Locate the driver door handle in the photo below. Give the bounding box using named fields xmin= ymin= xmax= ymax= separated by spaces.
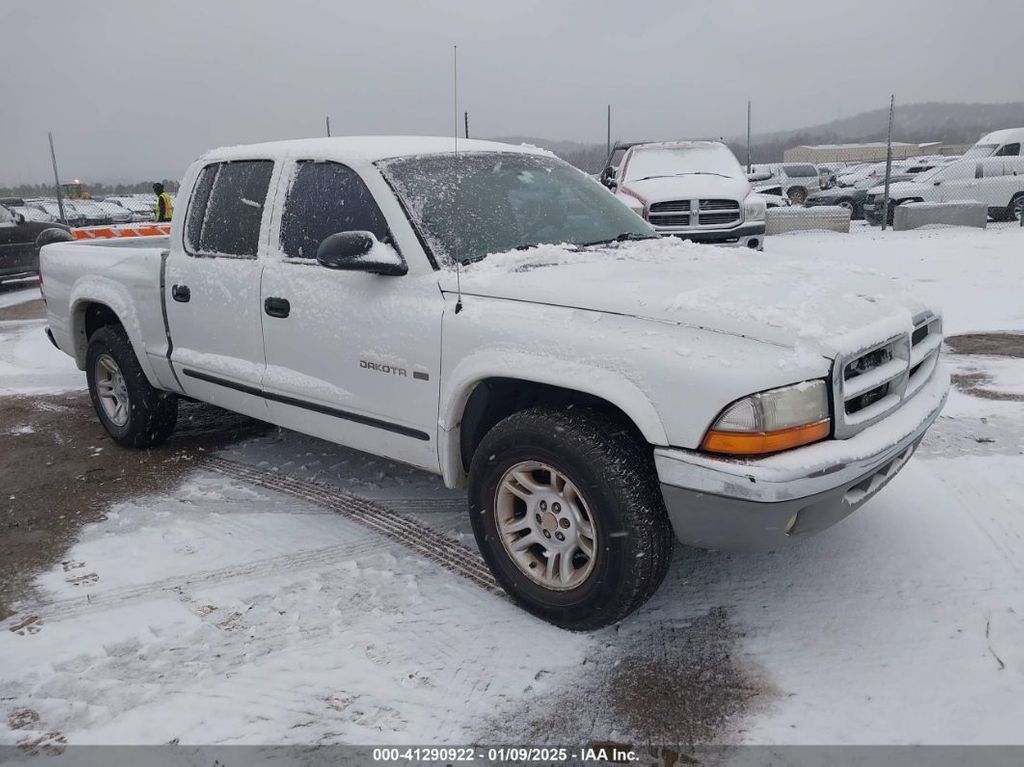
xmin=264 ymin=297 xmax=290 ymax=318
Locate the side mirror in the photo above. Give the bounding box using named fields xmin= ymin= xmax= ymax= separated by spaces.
xmin=316 ymin=231 xmax=407 ymax=276
xmin=14 ymin=212 xmax=25 ymax=224
xmin=600 ymin=166 xmax=617 ymax=189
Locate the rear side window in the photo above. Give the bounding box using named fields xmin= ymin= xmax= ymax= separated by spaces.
xmin=185 ymin=160 xmax=273 ymax=257
xmin=786 ymin=164 xmax=818 ymax=177
xmin=280 ymin=161 xmax=391 ymax=259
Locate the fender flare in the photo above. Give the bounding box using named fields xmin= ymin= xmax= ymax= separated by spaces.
xmin=69 ymin=277 xmax=160 ymax=387
xmin=437 ymin=349 xmax=669 ymax=487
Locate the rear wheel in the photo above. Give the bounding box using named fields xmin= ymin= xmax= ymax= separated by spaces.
xmin=787 ymin=186 xmax=808 ymax=205
xmin=86 ymin=325 xmax=178 ymax=448
xmin=1009 ymin=193 xmax=1024 ymax=222
xmin=468 ymin=407 xmax=673 ymax=630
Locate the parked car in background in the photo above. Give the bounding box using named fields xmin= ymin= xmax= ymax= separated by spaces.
xmin=12 ymin=205 xmax=59 ymax=224
xmin=91 ymin=200 xmax=135 ymax=224
xmin=104 ymin=196 xmax=155 ymax=222
xmin=960 ymin=128 xmax=1024 ymax=160
xmin=28 ymin=200 xmax=87 ymax=228
xmin=0 ymin=203 xmax=70 ymax=284
xmin=865 ymin=157 xmax=1024 ymax=224
xmin=65 ymin=199 xmax=114 ymax=226
xmin=805 ymin=171 xmax=918 ymax=220
xmin=745 ymin=163 xmax=821 ymax=204
xmin=602 ymin=140 xmax=766 ymax=249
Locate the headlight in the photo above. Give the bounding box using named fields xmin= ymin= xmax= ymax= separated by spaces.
xmin=743 ymin=195 xmax=767 ymax=221
xmin=701 ymin=380 xmax=831 ymax=455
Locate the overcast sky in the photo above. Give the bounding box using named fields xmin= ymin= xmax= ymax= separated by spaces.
xmin=2 ymin=0 xmax=1021 ymax=185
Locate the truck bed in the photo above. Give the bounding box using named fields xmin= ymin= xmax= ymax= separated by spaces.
xmin=40 ymin=236 xmax=176 ymax=389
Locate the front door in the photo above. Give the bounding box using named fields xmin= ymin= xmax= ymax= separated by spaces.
xmin=259 ymin=160 xmax=443 ymax=471
xmin=0 ymin=207 xmax=33 ymax=276
xmin=164 ymin=159 xmax=276 ymax=419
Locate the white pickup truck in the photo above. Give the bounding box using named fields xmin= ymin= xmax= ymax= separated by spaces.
xmin=40 ymin=137 xmax=949 ymax=630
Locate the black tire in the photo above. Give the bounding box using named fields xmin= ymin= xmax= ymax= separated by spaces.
xmin=85 ymin=325 xmax=178 ymax=448
xmin=1008 ymin=193 xmax=1024 ymax=223
xmin=468 ymin=407 xmax=673 ymax=631
xmin=787 ymin=186 xmax=808 ymax=205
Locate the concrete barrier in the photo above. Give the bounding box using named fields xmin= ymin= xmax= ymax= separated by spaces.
xmin=765 ymin=206 xmax=851 ymax=235
xmin=894 ymin=201 xmax=988 ymax=231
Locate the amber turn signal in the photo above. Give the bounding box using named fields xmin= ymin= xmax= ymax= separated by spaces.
xmin=701 ymin=419 xmax=831 ymax=456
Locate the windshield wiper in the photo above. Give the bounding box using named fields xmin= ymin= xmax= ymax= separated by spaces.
xmin=633 ymin=171 xmax=732 ymax=181
xmin=578 ymin=232 xmax=659 ymax=248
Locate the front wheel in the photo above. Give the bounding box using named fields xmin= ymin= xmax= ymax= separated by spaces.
xmin=468 ymin=407 xmax=673 ymax=630
xmin=86 ymin=325 xmax=178 ymax=448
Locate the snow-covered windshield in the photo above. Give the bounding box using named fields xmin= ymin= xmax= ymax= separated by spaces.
xmin=379 ymin=152 xmax=655 ymax=265
xmin=961 ymin=143 xmax=998 ymax=160
xmin=623 ymin=143 xmax=744 ymax=183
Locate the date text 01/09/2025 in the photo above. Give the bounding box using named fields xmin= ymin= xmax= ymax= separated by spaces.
xmin=371 ymin=746 xmax=638 ymax=762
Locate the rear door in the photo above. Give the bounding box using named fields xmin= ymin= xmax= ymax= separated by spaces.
xmin=164 ymin=159 xmax=276 ymax=418
xmin=259 ymin=159 xmax=443 ymax=471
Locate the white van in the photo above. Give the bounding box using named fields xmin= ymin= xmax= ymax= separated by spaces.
xmin=865 ymin=156 xmax=1024 ymax=224
xmin=961 ymin=128 xmax=1024 ymax=160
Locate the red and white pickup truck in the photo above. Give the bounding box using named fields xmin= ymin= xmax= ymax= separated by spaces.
xmin=40 ymin=136 xmax=949 ymax=629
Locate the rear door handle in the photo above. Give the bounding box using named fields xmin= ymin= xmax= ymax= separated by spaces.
xmin=171 ymin=284 xmax=190 ymax=303
xmin=264 ymin=297 xmax=290 ymax=318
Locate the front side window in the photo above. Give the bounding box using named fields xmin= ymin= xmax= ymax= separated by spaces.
xmin=280 ymin=161 xmax=391 ymax=259
xmin=786 ymin=164 xmax=819 ymax=178
xmin=995 ymin=143 xmax=1020 ymax=157
xmin=185 ymin=160 xmax=273 ymax=257
xmin=379 ymin=152 xmax=655 ymax=266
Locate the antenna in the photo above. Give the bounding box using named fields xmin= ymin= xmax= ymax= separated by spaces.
xmin=453 ymin=44 xmax=463 ymax=314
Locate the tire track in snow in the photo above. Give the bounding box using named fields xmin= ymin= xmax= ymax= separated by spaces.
xmin=205 ymin=457 xmax=501 ymax=595
xmin=3 ymin=537 xmax=387 ymax=626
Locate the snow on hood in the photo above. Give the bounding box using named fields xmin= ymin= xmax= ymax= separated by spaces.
xmin=442 ymin=238 xmax=932 ymax=359
xmin=620 ymin=174 xmax=752 ymax=204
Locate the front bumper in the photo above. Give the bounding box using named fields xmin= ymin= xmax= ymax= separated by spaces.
xmin=655 ymin=366 xmax=949 ymax=552
xmin=657 ymin=221 xmax=766 ymax=248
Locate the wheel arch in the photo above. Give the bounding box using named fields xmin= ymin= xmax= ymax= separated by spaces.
xmin=69 ymin=280 xmax=160 ymax=387
xmin=438 ymin=356 xmax=668 ymax=488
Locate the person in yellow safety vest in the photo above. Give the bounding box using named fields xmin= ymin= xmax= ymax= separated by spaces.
xmin=153 ymin=182 xmax=174 ymax=222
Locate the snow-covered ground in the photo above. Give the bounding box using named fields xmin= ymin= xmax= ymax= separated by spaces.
xmin=1 ymin=223 xmax=1023 ymax=748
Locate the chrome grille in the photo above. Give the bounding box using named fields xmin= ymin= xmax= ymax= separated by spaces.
xmin=699 ymin=211 xmax=740 ymax=225
xmin=648 ymin=200 xmax=691 ymax=228
xmin=646 ymin=198 xmax=740 ymax=230
xmin=832 ymin=313 xmax=942 ymax=438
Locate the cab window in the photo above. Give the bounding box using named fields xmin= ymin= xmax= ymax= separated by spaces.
xmin=185 ymin=160 xmax=274 ymax=258
xmin=279 ymin=161 xmax=392 ymax=259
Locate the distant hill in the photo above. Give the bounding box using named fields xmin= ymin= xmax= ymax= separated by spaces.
xmin=490 ymin=102 xmax=1024 ymax=171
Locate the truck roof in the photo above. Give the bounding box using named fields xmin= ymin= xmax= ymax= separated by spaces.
xmin=977 ymin=127 xmax=1024 ymax=145
xmin=202 ymin=136 xmax=553 ymax=164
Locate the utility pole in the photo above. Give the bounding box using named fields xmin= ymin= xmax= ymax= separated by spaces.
xmin=881 ymin=94 xmax=895 ymax=232
xmin=746 ymin=100 xmax=752 ymax=173
xmin=325 ymin=116 xmax=331 ymax=137
xmin=464 ymin=111 xmax=469 ymax=140
xmin=48 ymin=131 xmax=67 ymax=225
xmin=606 ymin=104 xmax=611 ymax=157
